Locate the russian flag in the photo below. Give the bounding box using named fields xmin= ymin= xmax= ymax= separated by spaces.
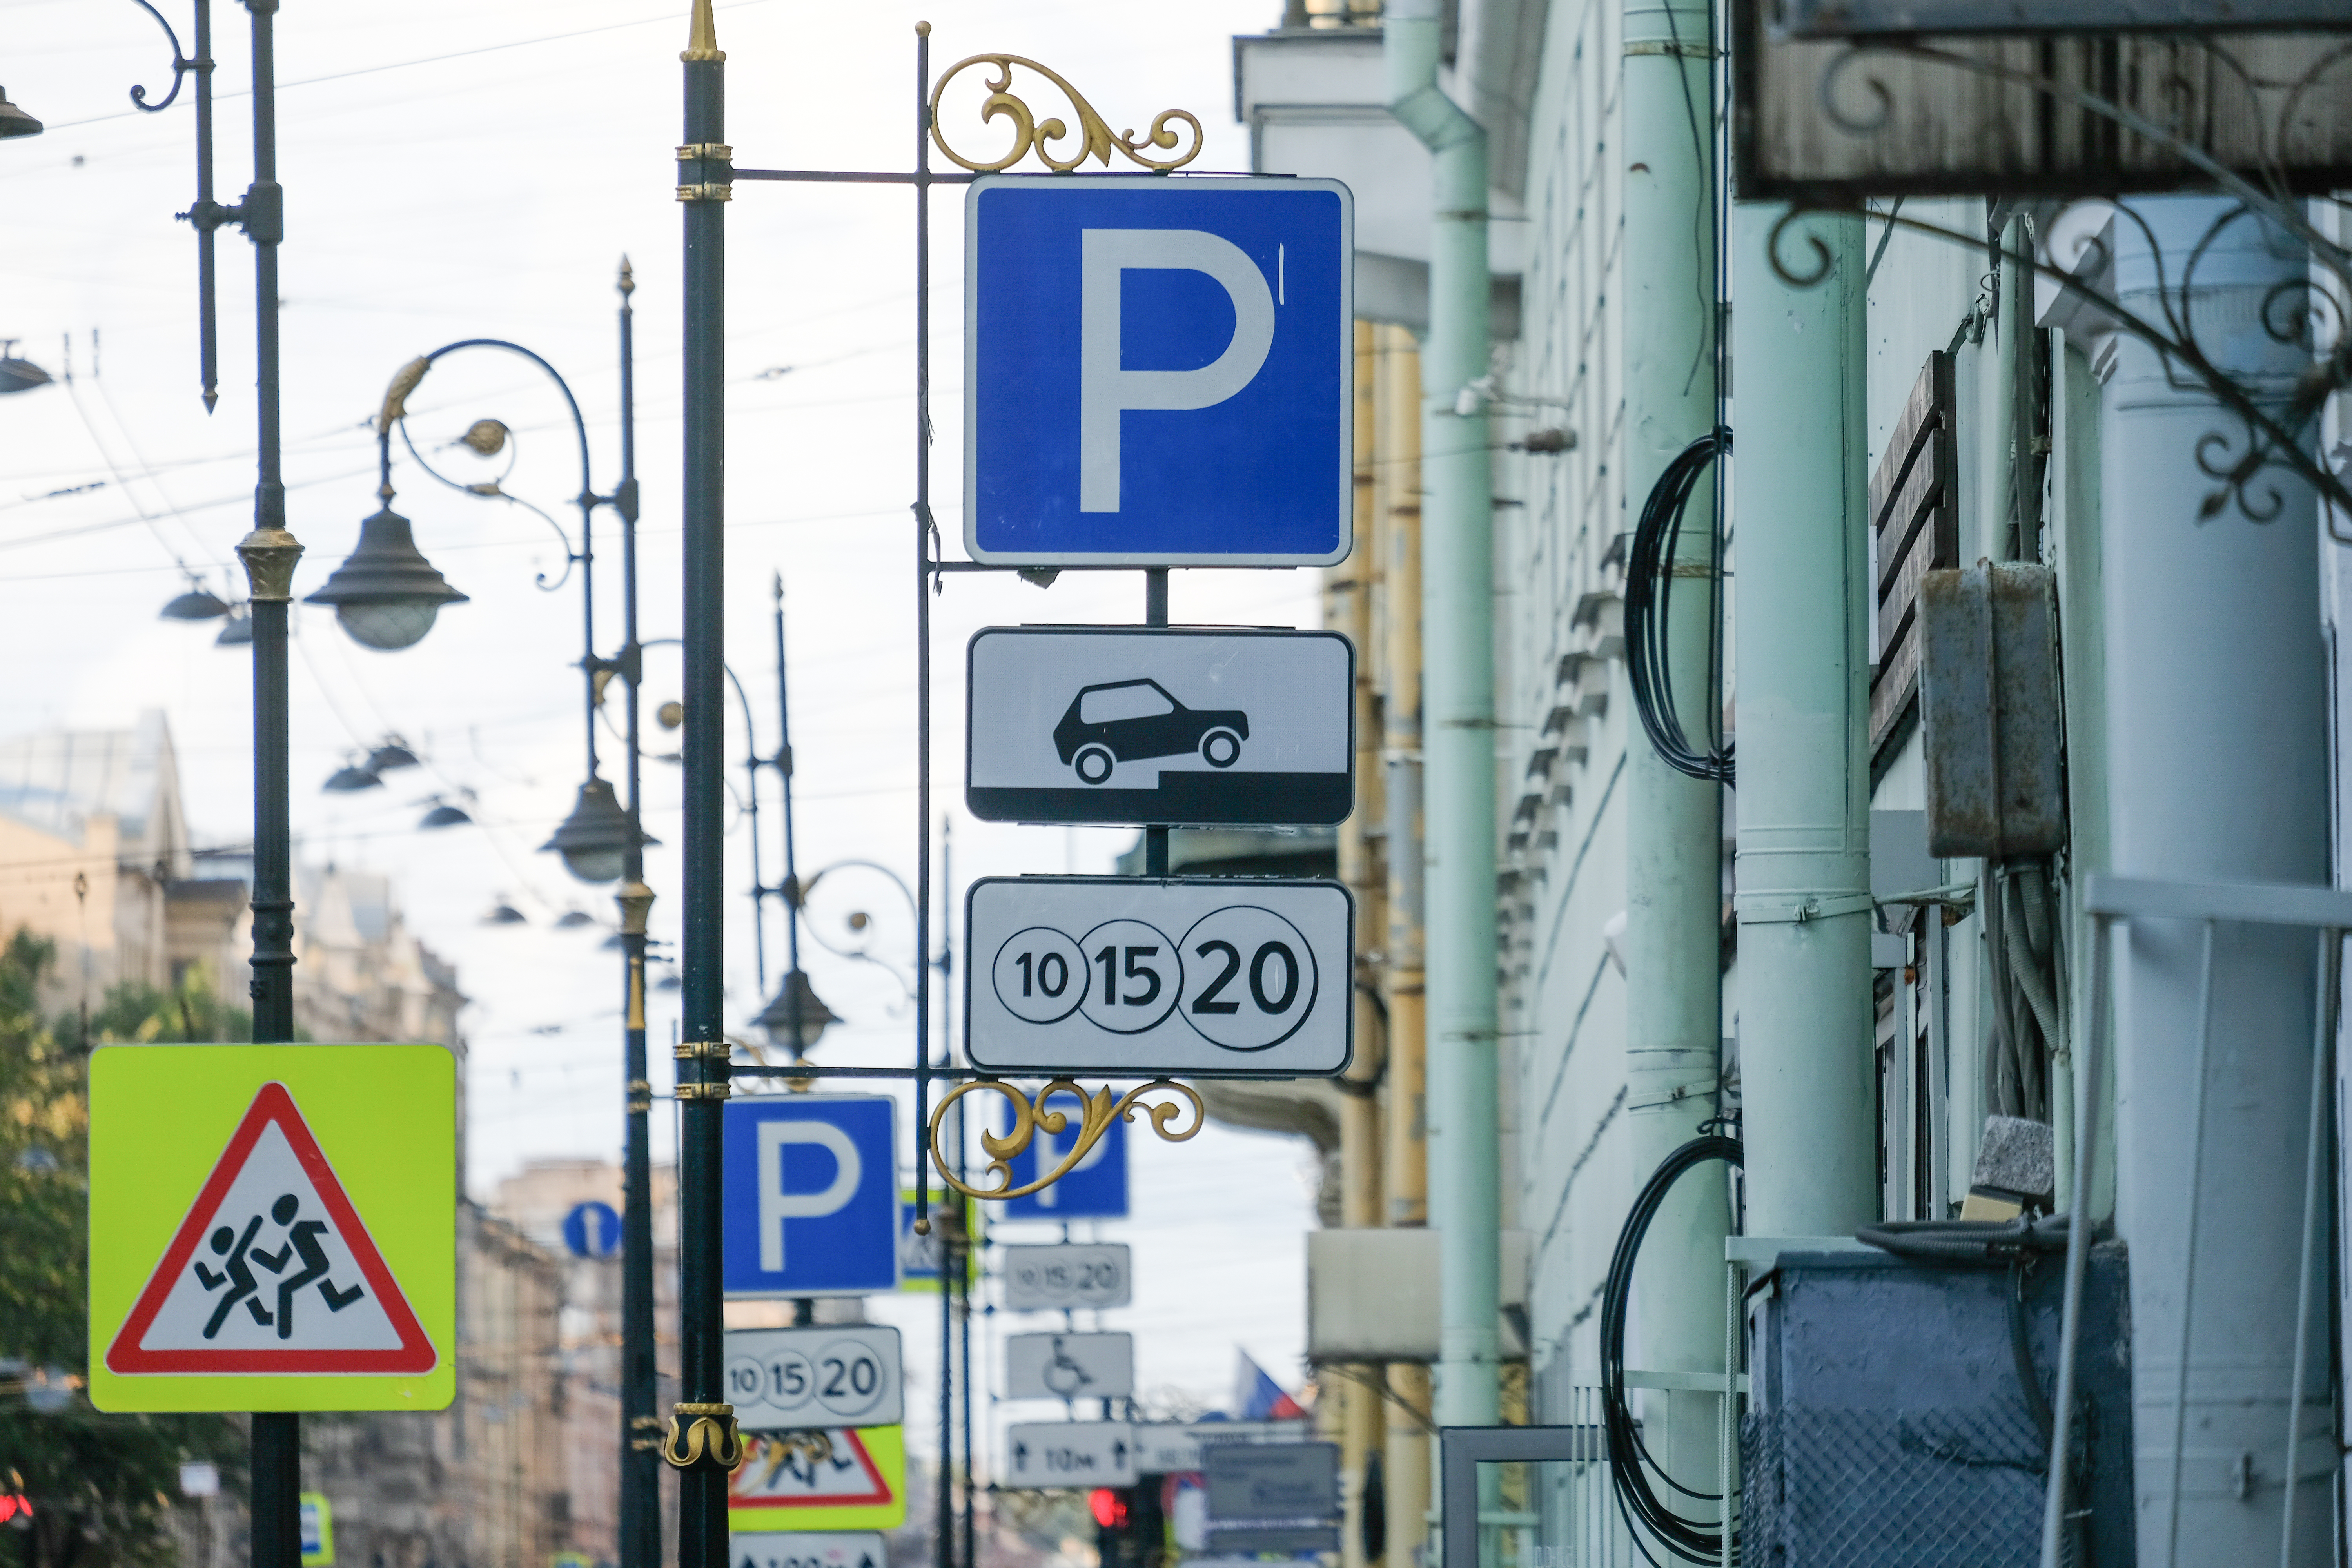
xmin=1232 ymin=1349 xmax=1308 ymax=1421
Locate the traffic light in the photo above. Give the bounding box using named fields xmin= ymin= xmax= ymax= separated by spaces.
xmin=1090 ymin=1482 xmax=1165 ymax=1568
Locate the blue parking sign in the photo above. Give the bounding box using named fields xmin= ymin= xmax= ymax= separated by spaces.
xmin=723 ymin=1095 xmax=898 ymax=1297
xmin=965 ymin=175 xmax=1354 ymax=566
xmin=1000 ymin=1098 xmax=1129 ymax=1220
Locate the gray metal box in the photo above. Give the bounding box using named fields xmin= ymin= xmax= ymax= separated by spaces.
xmin=1919 ymin=563 xmax=2065 ymax=860
xmin=1744 ymin=1245 xmax=2134 ymax=1567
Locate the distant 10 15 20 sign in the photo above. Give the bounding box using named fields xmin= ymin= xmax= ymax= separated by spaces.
xmin=965 ymin=876 xmax=1352 ymax=1078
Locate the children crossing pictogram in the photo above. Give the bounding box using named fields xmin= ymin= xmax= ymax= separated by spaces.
xmin=106 ymin=1081 xmax=436 ymax=1376
xmin=730 ymin=1429 xmax=897 ymax=1510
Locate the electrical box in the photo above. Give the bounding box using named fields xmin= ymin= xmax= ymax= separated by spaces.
xmin=1744 ymin=1245 xmax=2134 ymax=1568
xmin=1918 ymin=562 xmax=2066 ymax=859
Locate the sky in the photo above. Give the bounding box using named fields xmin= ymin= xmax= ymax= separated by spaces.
xmin=0 ymin=0 xmax=1324 ymax=1454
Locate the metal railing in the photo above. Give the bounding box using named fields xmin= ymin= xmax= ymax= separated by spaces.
xmin=1444 ymin=1368 xmax=1746 ymax=1567
xmin=2041 ymin=873 xmax=2348 ymax=1568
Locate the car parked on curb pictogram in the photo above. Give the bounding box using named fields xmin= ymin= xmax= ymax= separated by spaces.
xmin=1052 ymin=679 xmax=1249 ymax=785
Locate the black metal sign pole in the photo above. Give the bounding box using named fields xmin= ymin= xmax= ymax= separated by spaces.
xmin=229 ymin=0 xmax=303 ymax=1562
xmin=671 ymin=0 xmax=739 ymax=1561
xmin=913 ymin=21 xmax=936 ymax=1243
xmin=613 ymin=256 xmax=663 ymax=1568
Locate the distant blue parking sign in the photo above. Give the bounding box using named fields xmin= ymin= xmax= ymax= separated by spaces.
xmin=965 ymin=175 xmax=1354 ymax=566
xmin=723 ymin=1095 xmax=898 ymax=1298
xmin=1001 ymin=1096 xmax=1129 ymax=1220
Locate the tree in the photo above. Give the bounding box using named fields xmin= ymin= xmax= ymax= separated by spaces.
xmin=0 ymin=931 xmax=242 ymax=1568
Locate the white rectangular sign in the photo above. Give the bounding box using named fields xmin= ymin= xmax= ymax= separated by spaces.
xmin=1004 ymin=1421 xmax=1138 ymax=1487
xmin=966 ymin=628 xmax=1354 ymax=828
xmin=1001 ymin=1243 xmax=1133 ymax=1311
xmin=1006 ymin=1331 xmax=1136 ymax=1401
xmin=722 ymin=1325 xmax=903 ymax=1430
xmin=966 ymin=876 xmax=1353 ymax=1076
xmin=729 ymin=1535 xmax=886 ymax=1568
xmin=1131 ymin=1421 xmax=1314 ymax=1475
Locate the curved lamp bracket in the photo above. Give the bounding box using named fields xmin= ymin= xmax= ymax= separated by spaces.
xmin=125 ymin=0 xmax=200 ymax=113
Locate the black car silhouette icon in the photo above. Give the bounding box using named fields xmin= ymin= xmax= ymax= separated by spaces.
xmin=1053 ymin=679 xmax=1249 ymax=785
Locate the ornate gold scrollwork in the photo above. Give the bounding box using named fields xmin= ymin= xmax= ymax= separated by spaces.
xmin=927 ymin=1078 xmax=1203 ymax=1200
xmin=660 ymin=1402 xmax=746 ymax=1471
xmin=929 ymin=54 xmax=1202 ymax=174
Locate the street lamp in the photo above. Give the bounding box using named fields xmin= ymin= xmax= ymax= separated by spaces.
xmin=160 ymin=575 xmax=230 ymax=621
xmin=544 ymin=777 xmax=635 ymax=884
xmin=348 ymin=276 xmax=662 ymax=1568
xmin=0 ymin=87 xmax=40 ymax=140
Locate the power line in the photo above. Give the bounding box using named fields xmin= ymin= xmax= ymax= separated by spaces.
xmin=33 ymin=0 xmax=788 ymax=134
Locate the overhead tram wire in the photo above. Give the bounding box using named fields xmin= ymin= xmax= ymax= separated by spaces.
xmin=25 ymin=0 xmax=793 ymax=135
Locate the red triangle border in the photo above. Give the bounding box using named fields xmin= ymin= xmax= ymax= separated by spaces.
xmin=730 ymin=1430 xmax=895 ymax=1509
xmin=105 ymin=1081 xmax=438 ymax=1376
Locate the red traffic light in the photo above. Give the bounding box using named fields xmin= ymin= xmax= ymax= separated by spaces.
xmin=1088 ymin=1488 xmax=1129 ymax=1530
xmin=0 ymin=1496 xmax=32 ymax=1524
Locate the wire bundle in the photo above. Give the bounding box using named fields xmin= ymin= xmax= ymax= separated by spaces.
xmin=1600 ymin=1133 xmax=1744 ymax=1564
xmin=1625 ymin=427 xmax=1734 ymax=785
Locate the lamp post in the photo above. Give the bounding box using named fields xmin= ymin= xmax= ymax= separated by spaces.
xmin=329 ymin=271 xmax=661 ymax=1568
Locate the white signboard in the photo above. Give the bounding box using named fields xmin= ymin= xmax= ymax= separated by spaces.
xmin=965 ymin=876 xmax=1353 ymax=1076
xmin=1004 ymin=1421 xmax=1138 ymax=1487
xmin=723 ymin=1325 xmax=903 ymax=1430
xmin=1006 ymin=1331 xmax=1136 ymax=1401
xmin=1131 ymin=1421 xmax=1314 ymax=1475
xmin=1001 ymin=1243 xmax=1133 ymax=1311
xmin=730 ymin=1535 xmax=886 ymax=1568
xmin=966 ymin=628 xmax=1354 ymax=828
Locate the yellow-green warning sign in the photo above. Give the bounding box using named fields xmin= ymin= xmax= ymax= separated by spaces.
xmin=729 ymin=1425 xmax=909 ymax=1532
xmin=88 ymin=1044 xmax=456 ymax=1413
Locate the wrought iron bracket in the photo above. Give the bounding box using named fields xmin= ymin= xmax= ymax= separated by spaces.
xmin=125 ymin=0 xmax=203 ymax=113
xmin=929 ymin=53 xmax=1202 ymax=172
xmin=926 ymin=1077 xmax=1203 ymax=1200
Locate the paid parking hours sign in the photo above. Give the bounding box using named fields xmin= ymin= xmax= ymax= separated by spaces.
xmin=89 ymin=1044 xmax=455 ymax=1411
xmin=966 ymin=175 xmax=1353 ymax=565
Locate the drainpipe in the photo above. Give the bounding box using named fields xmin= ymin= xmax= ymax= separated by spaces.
xmin=1378 ymin=325 xmax=1433 ymax=1568
xmin=1386 ymin=0 xmax=1499 ymax=1437
xmin=2102 ymin=196 xmax=2330 ymax=1566
xmin=1621 ymin=0 xmax=1733 ymax=1492
xmin=1335 ymin=319 xmax=1387 ymax=1568
xmin=1730 ymin=204 xmax=1875 ymax=1238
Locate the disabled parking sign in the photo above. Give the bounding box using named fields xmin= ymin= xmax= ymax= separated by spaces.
xmin=964 ymin=175 xmax=1354 ymax=566
xmin=88 ymin=1044 xmax=456 ymax=1412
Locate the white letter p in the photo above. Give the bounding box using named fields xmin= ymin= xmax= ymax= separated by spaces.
xmin=1080 ymin=229 xmax=1276 ymax=513
xmin=758 ymin=1120 xmax=863 ymax=1273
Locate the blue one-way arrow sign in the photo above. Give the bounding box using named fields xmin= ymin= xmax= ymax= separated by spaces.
xmin=964 ymin=175 xmax=1354 ymax=566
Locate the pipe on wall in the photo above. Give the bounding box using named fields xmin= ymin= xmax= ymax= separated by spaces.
xmin=1620 ymin=0 xmax=1733 ymax=1497
xmin=2101 ymin=196 xmax=2331 ymax=1566
xmin=1730 ymin=204 xmax=1876 ymax=1240
xmin=1385 ymin=0 xmax=1501 ymax=1443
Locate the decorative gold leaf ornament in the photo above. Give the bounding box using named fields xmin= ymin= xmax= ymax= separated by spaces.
xmin=929 ymin=54 xmax=1202 ymax=173
xmin=927 ymin=1077 xmax=1204 ymax=1199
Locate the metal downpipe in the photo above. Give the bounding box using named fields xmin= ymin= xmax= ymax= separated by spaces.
xmin=1385 ymin=0 xmax=1499 ymax=1438
xmin=1730 ymin=204 xmax=1875 ymax=1239
xmin=1622 ymin=0 xmax=1732 ymax=1504
xmin=2101 ymin=196 xmax=2330 ymax=1567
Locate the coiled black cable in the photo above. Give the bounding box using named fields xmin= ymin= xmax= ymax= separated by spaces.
xmin=1601 ymin=1133 xmax=1744 ymax=1564
xmin=1626 ymin=428 xmax=1734 ymax=785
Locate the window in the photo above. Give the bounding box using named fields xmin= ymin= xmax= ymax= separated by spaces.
xmin=1079 ymin=683 xmax=1175 ymax=725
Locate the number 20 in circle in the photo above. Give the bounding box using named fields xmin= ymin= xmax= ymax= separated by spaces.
xmin=1178 ymin=904 xmax=1318 ymax=1051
